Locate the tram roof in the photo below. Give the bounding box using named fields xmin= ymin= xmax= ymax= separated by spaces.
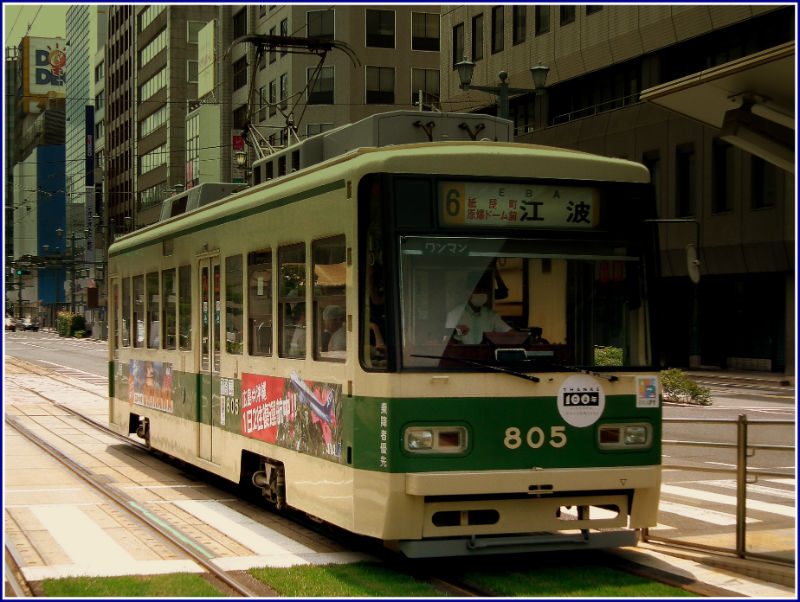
xmin=109 ymin=141 xmax=649 ymax=258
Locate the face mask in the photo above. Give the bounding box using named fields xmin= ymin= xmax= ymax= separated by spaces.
xmin=470 ymin=293 xmax=488 ymax=307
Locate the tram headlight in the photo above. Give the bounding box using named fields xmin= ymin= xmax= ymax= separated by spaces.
xmin=598 ymin=423 xmax=652 ymax=449
xmin=404 ymin=426 xmax=468 ymax=453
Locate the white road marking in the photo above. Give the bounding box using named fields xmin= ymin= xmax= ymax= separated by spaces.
xmin=662 ymin=484 xmax=795 ymax=517
xmin=173 ymin=499 xmax=373 ymax=568
xmin=657 ymin=500 xmax=760 ymax=526
xmin=697 ymin=479 xmax=796 ymax=500
xmin=24 ymin=505 xmax=201 ymax=580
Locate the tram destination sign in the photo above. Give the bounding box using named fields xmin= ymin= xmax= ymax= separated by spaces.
xmin=439 ymin=181 xmax=598 ymax=229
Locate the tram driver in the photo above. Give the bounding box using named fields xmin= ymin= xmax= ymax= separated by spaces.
xmin=445 ymin=272 xmax=512 ymax=345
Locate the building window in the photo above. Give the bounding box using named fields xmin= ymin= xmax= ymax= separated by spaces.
xmin=452 ymin=23 xmax=464 ymax=68
xmin=139 ymin=67 xmax=167 ymax=102
xmin=586 ymin=5 xmax=603 ymax=16
xmin=140 ymin=105 xmax=167 ymax=138
xmin=139 ymin=29 xmax=167 ymax=69
xmin=560 ymin=6 xmax=576 ymax=26
xmin=233 ymin=9 xmax=248 ymax=39
xmin=269 ymin=80 xmax=277 ymax=116
xmin=411 ymin=68 xmax=439 ymax=106
xmin=535 ymin=6 xmax=550 ymax=35
xmin=471 ymin=14 xmax=484 ymax=61
xmin=269 ymin=26 xmax=277 ymax=63
xmin=675 ymin=143 xmax=695 ymax=217
xmin=233 ymin=105 xmax=248 ymax=130
xmin=258 ymin=85 xmax=266 ymax=121
xmin=139 ymin=184 xmax=164 ymax=209
xmin=750 ymin=156 xmax=778 ymax=209
xmin=366 ymin=9 xmax=395 ymax=48
xmin=187 ymin=60 xmax=198 ymax=83
xmin=280 ymin=19 xmax=288 ymax=55
xmin=411 ymin=12 xmax=439 ymax=51
xmin=279 ymin=73 xmax=288 ymax=109
xmin=366 ymin=66 xmax=394 ymax=104
xmin=186 ymin=112 xmax=199 ymax=187
xmin=95 ymin=61 xmax=104 ymax=83
xmin=139 ymin=144 xmax=167 ymax=175
xmin=187 ymin=20 xmax=207 ymax=44
xmin=307 ymin=66 xmax=334 ymax=104
xmin=233 ymin=57 xmax=247 ymax=90
xmin=307 ymin=9 xmax=334 ymax=39
xmin=491 ymin=6 xmax=504 ymax=54
xmin=712 ymin=139 xmax=734 ymax=214
xmin=95 ymin=90 xmax=104 ymax=111
xmin=307 ymin=123 xmax=333 ymax=137
xmin=138 ymin=5 xmax=164 ymax=32
xmin=512 ymin=6 xmax=526 ymax=45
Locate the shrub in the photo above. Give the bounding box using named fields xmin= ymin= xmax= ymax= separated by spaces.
xmin=595 ymin=346 xmax=623 ymax=366
xmin=57 ymin=312 xmax=86 ymax=338
xmin=661 ymin=368 xmax=712 ymax=405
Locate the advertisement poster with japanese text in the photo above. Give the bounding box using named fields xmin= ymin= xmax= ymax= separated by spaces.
xmin=129 ymin=359 xmax=173 ymax=413
xmin=241 ymin=370 xmax=342 ymax=461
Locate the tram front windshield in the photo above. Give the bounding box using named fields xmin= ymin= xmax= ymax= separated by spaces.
xmin=399 ymin=236 xmax=651 ymax=371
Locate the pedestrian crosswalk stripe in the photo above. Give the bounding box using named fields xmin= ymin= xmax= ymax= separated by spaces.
xmin=662 ymin=484 xmax=794 ymax=517
xmin=765 ymin=477 xmax=796 ymax=485
xmin=697 ymin=479 xmax=796 ymax=500
xmin=657 ymin=500 xmax=760 ymax=526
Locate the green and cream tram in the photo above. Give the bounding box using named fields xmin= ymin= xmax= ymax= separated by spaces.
xmin=108 ymin=111 xmax=662 ymax=557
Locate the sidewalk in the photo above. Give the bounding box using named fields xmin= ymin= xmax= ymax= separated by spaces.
xmin=610 ymin=543 xmax=796 ymax=597
xmin=685 ymin=369 xmax=796 ymax=394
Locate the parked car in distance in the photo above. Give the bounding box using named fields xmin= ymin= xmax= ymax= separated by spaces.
xmin=22 ymin=317 xmax=39 ymax=331
xmin=5 ymin=316 xmax=18 ymax=331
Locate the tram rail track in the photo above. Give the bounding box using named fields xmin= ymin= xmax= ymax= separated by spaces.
xmin=4 ymin=356 xmax=789 ymax=597
xmin=4 ymin=413 xmax=261 ymax=597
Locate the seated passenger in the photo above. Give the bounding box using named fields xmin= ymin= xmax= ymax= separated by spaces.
xmin=322 ymin=304 xmax=346 ymax=351
xmin=445 ymin=274 xmax=512 ymax=344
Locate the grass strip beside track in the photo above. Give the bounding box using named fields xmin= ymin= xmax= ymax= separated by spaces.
xmin=35 ymin=558 xmax=700 ymax=597
xmin=461 ymin=564 xmax=698 ymax=597
xmin=249 ymin=563 xmax=447 ymax=597
xmin=39 ymin=574 xmax=225 ymax=597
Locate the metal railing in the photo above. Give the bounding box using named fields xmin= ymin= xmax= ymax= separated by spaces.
xmin=643 ymin=414 xmax=795 ymax=565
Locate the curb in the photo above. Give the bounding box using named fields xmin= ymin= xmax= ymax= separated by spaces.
xmin=635 ymin=542 xmax=796 ymax=588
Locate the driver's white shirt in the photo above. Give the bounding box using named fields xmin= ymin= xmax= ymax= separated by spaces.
xmin=445 ymin=304 xmax=511 ymax=344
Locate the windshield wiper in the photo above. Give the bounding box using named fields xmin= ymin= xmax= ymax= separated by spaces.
xmin=411 ymin=354 xmax=540 ymax=383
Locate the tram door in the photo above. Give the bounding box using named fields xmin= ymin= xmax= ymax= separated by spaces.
xmin=198 ymin=256 xmax=220 ymax=461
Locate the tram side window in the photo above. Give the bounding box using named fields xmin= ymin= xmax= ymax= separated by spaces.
xmin=112 ymin=280 xmax=120 ymax=355
xmin=225 ymin=254 xmax=243 ymax=355
xmin=312 ymin=235 xmax=347 ymax=361
xmin=133 ymin=275 xmax=145 ymax=348
xmin=248 ymin=249 xmax=272 ymax=356
xmin=162 ymin=268 xmax=177 ymax=350
xmin=278 ymin=244 xmax=306 ymax=358
xmin=146 ymin=272 xmax=160 ymax=348
xmin=178 ymin=265 xmax=192 ymax=350
xmin=121 ymin=277 xmax=130 ymax=347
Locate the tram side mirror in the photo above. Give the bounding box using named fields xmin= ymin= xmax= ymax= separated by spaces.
xmin=686 ymin=244 xmax=701 ymax=284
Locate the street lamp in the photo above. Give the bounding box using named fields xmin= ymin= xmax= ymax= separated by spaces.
xmin=455 ymin=56 xmax=550 ymax=121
